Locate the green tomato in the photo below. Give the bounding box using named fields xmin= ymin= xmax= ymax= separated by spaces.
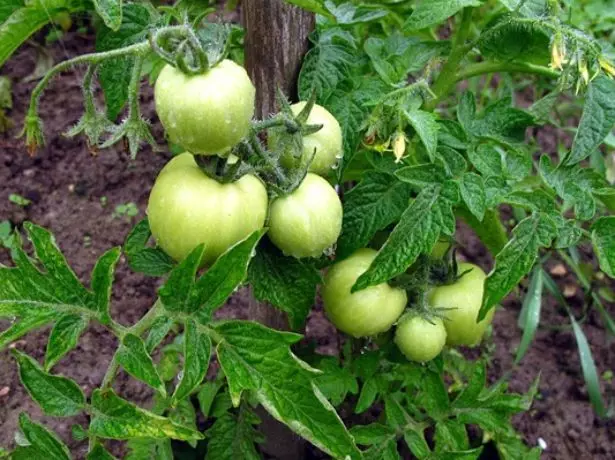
xmin=428 ymin=263 xmax=494 ymax=347
xmin=155 ymin=60 xmax=255 ymax=155
xmin=431 ymin=239 xmax=451 ymax=259
xmin=268 ymin=173 xmax=342 ymax=258
xmin=147 ymin=153 xmax=268 ymax=265
xmin=394 ymin=316 xmax=447 ymax=362
xmin=271 ymin=102 xmax=342 ymax=176
xmin=323 ymin=248 xmax=408 ymax=338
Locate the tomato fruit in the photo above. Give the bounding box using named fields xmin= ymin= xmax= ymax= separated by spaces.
xmin=428 ymin=263 xmax=494 ymax=347
xmin=322 ymin=248 xmax=407 ymax=338
xmin=155 ymin=60 xmax=255 ymax=155
xmin=147 ymin=153 xmax=268 ymax=265
xmin=271 ymin=102 xmax=342 ymax=176
xmin=394 ymin=316 xmax=447 ymax=362
xmin=268 ymin=173 xmax=342 ymax=258
xmin=431 ymin=239 xmax=451 ymax=259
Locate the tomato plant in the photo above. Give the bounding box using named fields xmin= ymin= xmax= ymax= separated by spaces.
xmin=322 ymin=248 xmax=407 ymax=337
xmin=2 ymin=0 xmax=615 ymax=459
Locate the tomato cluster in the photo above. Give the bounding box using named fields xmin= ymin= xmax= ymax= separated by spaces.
xmin=149 ymin=60 xmax=344 ymax=265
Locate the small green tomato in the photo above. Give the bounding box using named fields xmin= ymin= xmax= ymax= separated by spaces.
xmin=322 ymin=248 xmax=408 ymax=338
xmin=394 ymin=316 xmax=447 ymax=362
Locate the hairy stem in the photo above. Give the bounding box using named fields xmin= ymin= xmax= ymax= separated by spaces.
xmin=456 ymin=61 xmax=559 ymax=81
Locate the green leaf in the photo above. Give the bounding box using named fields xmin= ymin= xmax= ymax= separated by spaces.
xmin=90 ymin=389 xmax=203 ymax=441
xmin=404 ymin=109 xmax=439 ymax=161
xmin=479 ymin=213 xmax=556 ymax=320
xmin=284 ymin=0 xmax=330 ymax=17
xmin=353 ymin=183 xmax=459 ymax=291
xmin=404 ymin=0 xmax=482 ymax=30
xmin=248 ymin=240 xmax=321 ymax=329
xmin=172 ymin=319 xmax=211 ymax=404
xmin=117 ymin=333 xmax=166 ymax=396
xmin=45 ymin=314 xmax=88 ymax=370
xmin=435 ymin=419 xmax=469 ymax=451
xmin=205 ymin=407 xmax=262 ymax=460
xmin=0 ymin=224 xmax=118 ymax=350
xmin=12 ymin=349 xmax=85 ymax=417
xmin=198 ymin=381 xmax=223 ymax=417
xmin=591 ymin=217 xmax=615 ymax=278
xmin=324 ymin=1 xmax=388 ymax=24
xmin=87 ymin=443 xmax=117 ymax=460
xmin=351 ymin=423 xmax=396 ymax=445
xmin=436 ymin=146 xmax=468 ymax=177
xmin=566 ymin=76 xmax=615 ymax=166
xmin=466 ymin=98 xmax=536 ymax=146
xmin=467 ymin=144 xmax=503 ymax=178
xmin=498 ymin=0 xmax=548 ymax=17
xmin=144 ymin=315 xmax=174 ymax=353
xmin=11 ymin=413 xmax=70 ymax=460
xmin=96 ymin=4 xmax=154 ymax=120
xmin=338 ymin=171 xmax=413 ymax=258
xmin=0 ymin=0 xmax=87 ymax=68
xmin=459 ymin=172 xmax=486 ymax=221
xmin=126 ymin=438 xmax=172 ymax=460
xmin=94 ymin=0 xmax=122 ymax=30
xmin=314 ymin=356 xmax=358 ymax=406
xmin=159 ymin=231 xmax=263 ymax=321
xmin=515 ymin=267 xmax=542 ymax=364
xmin=355 ymin=376 xmax=379 ymax=414
xmin=570 ymin=316 xmax=608 ymax=418
xmin=396 ymin=163 xmax=448 ymax=188
xmin=214 ymin=320 xmax=361 ymax=459
xmin=124 ymin=219 xmax=175 ymax=277
xmin=168 ymin=398 xmax=198 ymax=447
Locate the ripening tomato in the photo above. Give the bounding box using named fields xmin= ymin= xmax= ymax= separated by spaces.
xmin=155 ymin=60 xmax=255 ymax=155
xmin=268 ymin=173 xmax=342 ymax=258
xmin=394 ymin=316 xmax=447 ymax=362
xmin=147 ymin=153 xmax=268 ymax=265
xmin=322 ymin=248 xmax=407 ymax=338
xmin=428 ymin=263 xmax=494 ymax=347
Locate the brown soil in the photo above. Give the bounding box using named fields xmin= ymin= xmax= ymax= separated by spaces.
xmin=1 ymin=32 xmax=614 ymax=460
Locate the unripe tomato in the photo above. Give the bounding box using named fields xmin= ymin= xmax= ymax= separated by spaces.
xmin=428 ymin=263 xmax=494 ymax=347
xmin=431 ymin=239 xmax=451 ymax=259
xmin=147 ymin=153 xmax=268 ymax=265
xmin=322 ymin=249 xmax=407 ymax=338
xmin=394 ymin=316 xmax=446 ymax=362
xmin=154 ymin=60 xmax=255 ymax=155
xmin=268 ymin=173 xmax=342 ymax=258
xmin=271 ymin=102 xmax=343 ymax=176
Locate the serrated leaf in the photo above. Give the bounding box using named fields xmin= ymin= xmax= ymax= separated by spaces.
xmin=338 ymin=171 xmax=413 ymax=258
xmin=11 ymin=413 xmax=70 ymax=460
xmin=87 ymin=443 xmax=117 ymax=460
xmin=144 ymin=315 xmax=174 ymax=353
xmin=248 ymin=240 xmax=321 ymax=329
xmin=436 ymin=146 xmax=468 ymax=177
xmin=355 ymin=376 xmax=379 ymax=414
xmin=353 ymin=183 xmax=459 ymax=291
xmin=159 ymin=231 xmax=263 ymax=321
xmin=350 ymin=423 xmax=396 ymax=445
xmin=198 ymin=381 xmax=223 ymax=417
xmin=566 ymin=76 xmax=615 ymax=166
xmin=459 ymin=172 xmax=486 ymax=221
xmin=0 ymin=224 xmax=119 ymax=350
xmin=396 ymin=164 xmax=448 ymax=188
xmin=435 ymin=419 xmax=469 ymax=451
xmin=467 ymin=144 xmax=503 ymax=177
xmin=515 ymin=267 xmax=542 ymax=364
xmin=499 ymin=0 xmax=548 ymax=17
xmin=467 ymin=98 xmax=536 ymax=145
xmin=404 ymin=0 xmax=482 ymax=30
xmin=117 ymin=333 xmax=166 ymax=396
xmin=284 ymin=0 xmax=330 ymax=17
xmin=591 ymin=217 xmax=615 ymax=278
xmin=172 ymin=319 xmax=211 ymax=404
xmin=314 ymin=356 xmax=358 ymax=406
xmin=0 ymin=0 xmax=87 ymax=68
xmin=94 ymin=0 xmax=122 ymax=30
xmin=480 ymin=213 xmax=556 ymax=320
xmin=404 ymin=109 xmax=439 ymax=161
xmin=125 ymin=219 xmax=175 ymax=276
xmin=214 ymin=320 xmax=361 ymax=459
xmin=205 ymin=407 xmax=262 ymax=460
xmin=90 ymin=389 xmax=203 ymax=441
xmin=13 ymin=349 xmax=85 ymax=417
xmin=168 ymin=398 xmax=198 ymax=447
xmin=125 ymin=438 xmax=172 ymax=460
xmin=44 ymin=314 xmax=88 ymax=370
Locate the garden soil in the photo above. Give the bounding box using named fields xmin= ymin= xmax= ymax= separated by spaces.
xmin=1 ymin=33 xmax=614 ymax=460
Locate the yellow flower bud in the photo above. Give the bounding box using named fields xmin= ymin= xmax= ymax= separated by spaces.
xmin=392 ymin=132 xmax=406 ymax=164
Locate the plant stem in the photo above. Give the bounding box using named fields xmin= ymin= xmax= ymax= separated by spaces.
xmin=456 ymin=207 xmax=508 ymax=257
xmin=456 ymin=61 xmax=559 ymax=82
xmin=425 ymin=7 xmax=475 ymax=111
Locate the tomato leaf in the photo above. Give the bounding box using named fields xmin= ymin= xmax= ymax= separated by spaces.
xmin=125 ymin=438 xmax=172 ymax=460
xmin=248 ymin=239 xmax=321 ymax=329
xmin=159 ymin=230 xmax=264 ymax=321
xmin=404 ymin=0 xmax=482 ymax=30
xmin=515 ymin=267 xmax=543 ymax=364
xmin=93 ymin=0 xmax=122 ymax=31
xmin=11 ymin=413 xmax=71 ymax=459
xmin=283 ymin=0 xmax=330 ymax=17
xmin=171 ymin=319 xmax=211 ymax=404
xmin=204 ymin=406 xmax=262 ymax=460
xmin=87 ymin=443 xmax=117 ymax=460
xmin=214 ymin=320 xmax=361 ymax=459
xmin=0 ymin=223 xmax=119 ymax=350
xmin=565 ymin=76 xmax=615 ymax=166
xmin=124 ymin=219 xmax=175 ymax=277
xmin=353 ymin=182 xmax=459 ymax=292
xmin=90 ymin=389 xmax=203 ymax=441
xmin=324 ymin=1 xmax=388 ymax=25
xmin=12 ymin=349 xmax=85 ymax=417
xmin=116 ymin=333 xmax=166 ymax=396
xmin=479 ymin=213 xmax=557 ymax=320
xmin=144 ymin=315 xmax=174 ymax=353
xmin=44 ymin=314 xmax=88 ymax=371
xmin=591 ymin=216 xmax=615 ymax=278
xmin=459 ymin=172 xmax=486 ymax=221
xmin=337 ymin=171 xmax=413 ymax=258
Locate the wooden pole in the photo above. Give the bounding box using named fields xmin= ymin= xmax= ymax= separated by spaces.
xmin=242 ymin=3 xmax=314 ymax=458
